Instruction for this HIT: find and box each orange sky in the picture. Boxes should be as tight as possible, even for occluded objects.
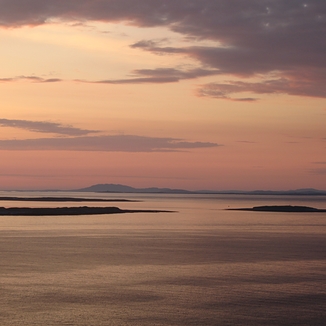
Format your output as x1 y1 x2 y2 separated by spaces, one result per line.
0 1 325 190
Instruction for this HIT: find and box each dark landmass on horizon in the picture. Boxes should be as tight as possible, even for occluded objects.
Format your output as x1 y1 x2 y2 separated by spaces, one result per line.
227 205 326 213
3 183 326 196
75 184 326 196
0 196 139 202
0 206 174 216
76 184 192 194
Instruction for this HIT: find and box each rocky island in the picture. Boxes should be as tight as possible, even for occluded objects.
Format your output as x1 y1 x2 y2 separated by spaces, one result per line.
0 206 173 216
227 205 326 212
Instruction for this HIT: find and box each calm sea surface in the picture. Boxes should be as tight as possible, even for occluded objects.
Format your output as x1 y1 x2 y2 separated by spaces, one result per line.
0 192 325 325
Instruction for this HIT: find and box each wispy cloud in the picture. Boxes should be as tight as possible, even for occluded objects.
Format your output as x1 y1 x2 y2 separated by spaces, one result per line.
0 135 220 152
309 161 326 175
2 68 218 85
309 168 326 175
77 67 220 84
236 141 257 144
81 76 179 84
0 76 62 83
0 119 99 136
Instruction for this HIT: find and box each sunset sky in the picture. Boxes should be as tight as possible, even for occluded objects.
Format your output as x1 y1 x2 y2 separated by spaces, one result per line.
0 0 325 190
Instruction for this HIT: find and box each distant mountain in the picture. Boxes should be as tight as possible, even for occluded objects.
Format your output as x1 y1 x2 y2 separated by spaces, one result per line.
74 184 326 195
77 184 136 193
76 183 192 194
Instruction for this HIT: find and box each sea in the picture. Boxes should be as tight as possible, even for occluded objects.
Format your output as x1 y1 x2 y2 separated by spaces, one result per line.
0 191 325 325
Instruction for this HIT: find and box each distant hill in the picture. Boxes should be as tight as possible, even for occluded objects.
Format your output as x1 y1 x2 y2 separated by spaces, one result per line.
74 184 326 195
76 183 192 194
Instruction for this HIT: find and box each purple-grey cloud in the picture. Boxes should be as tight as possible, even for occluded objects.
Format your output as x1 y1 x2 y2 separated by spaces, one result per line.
132 43 326 99
0 135 219 152
196 75 326 101
0 119 99 136
0 0 325 98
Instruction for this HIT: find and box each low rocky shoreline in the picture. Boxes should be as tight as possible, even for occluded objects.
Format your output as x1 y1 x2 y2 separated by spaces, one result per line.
0 196 139 202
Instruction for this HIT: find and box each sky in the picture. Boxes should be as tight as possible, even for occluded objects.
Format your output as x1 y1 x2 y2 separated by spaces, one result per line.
0 0 325 191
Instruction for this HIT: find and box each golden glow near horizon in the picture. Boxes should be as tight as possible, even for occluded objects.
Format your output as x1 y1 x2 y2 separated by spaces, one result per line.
0 1 325 190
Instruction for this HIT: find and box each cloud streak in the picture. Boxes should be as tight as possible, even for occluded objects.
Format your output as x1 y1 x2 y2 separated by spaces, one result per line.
79 67 220 84
0 135 220 152
0 0 324 99
0 119 99 136
1 68 218 85
309 168 326 175
0 76 62 83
